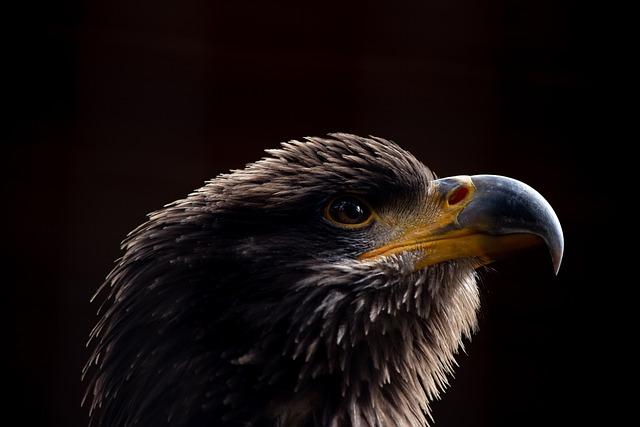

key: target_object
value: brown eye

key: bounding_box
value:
[325,196,374,228]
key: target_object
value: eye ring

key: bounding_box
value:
[324,195,375,229]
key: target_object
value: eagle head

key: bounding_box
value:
[84,134,563,426]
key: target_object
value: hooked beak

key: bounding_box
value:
[360,175,564,274]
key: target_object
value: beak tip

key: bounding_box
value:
[552,242,564,276]
[548,216,564,276]
[545,223,564,276]
[553,257,562,276]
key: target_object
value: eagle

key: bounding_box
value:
[84,134,563,426]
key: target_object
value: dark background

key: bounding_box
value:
[10,1,611,426]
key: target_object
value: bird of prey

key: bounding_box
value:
[84,134,563,427]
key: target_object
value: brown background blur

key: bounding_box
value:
[10,0,612,426]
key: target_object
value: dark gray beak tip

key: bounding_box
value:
[544,236,563,276]
[549,229,564,276]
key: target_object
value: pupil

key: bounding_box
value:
[344,202,362,220]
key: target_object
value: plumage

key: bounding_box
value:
[84,133,562,426]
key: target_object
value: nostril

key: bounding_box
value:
[448,186,469,205]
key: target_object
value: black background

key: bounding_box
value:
[10,1,612,426]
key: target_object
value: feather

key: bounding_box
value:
[85,134,480,427]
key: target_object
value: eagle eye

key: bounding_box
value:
[324,196,374,228]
